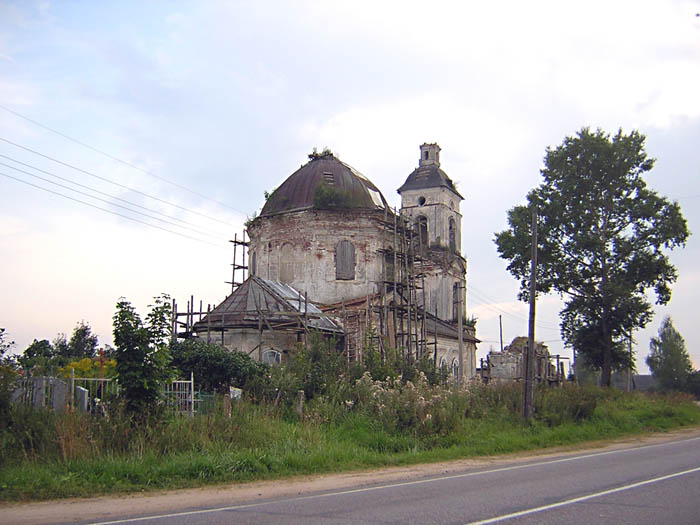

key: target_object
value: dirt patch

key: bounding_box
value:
[3,427,700,525]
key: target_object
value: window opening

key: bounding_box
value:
[449,218,456,251]
[262,350,281,365]
[415,216,428,250]
[323,172,335,185]
[335,240,355,280]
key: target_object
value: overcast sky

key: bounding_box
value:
[1,1,699,373]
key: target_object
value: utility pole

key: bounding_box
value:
[627,336,633,392]
[499,315,503,352]
[522,208,537,421]
[458,280,464,388]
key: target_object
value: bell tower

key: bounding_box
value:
[397,143,466,323]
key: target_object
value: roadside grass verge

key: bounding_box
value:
[1,388,699,501]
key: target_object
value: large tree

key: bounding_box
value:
[495,128,688,386]
[647,317,693,392]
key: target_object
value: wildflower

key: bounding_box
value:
[344,400,354,409]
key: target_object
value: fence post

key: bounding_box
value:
[70,368,75,411]
[190,371,195,417]
[296,390,304,418]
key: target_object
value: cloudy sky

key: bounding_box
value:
[1,1,699,373]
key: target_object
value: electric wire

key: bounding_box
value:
[0,162,226,241]
[467,286,560,331]
[0,154,230,238]
[0,136,239,227]
[0,171,226,247]
[0,103,248,215]
[468,284,560,329]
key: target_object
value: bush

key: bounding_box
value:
[534,384,598,426]
[170,340,269,393]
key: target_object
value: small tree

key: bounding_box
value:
[0,328,17,431]
[68,321,99,359]
[17,339,56,374]
[112,295,172,418]
[646,317,693,392]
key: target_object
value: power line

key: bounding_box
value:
[0,136,238,227]
[0,103,248,215]
[0,154,230,238]
[0,171,226,248]
[467,286,560,331]
[0,161,226,241]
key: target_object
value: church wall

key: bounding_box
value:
[400,186,462,253]
[248,209,393,305]
[434,334,477,382]
[202,328,298,362]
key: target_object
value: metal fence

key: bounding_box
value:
[11,372,200,416]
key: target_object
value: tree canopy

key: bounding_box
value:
[495,128,688,386]
[647,317,693,392]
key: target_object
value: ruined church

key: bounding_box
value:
[191,143,479,382]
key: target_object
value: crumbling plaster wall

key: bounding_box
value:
[204,328,298,362]
[248,209,393,305]
[434,334,477,381]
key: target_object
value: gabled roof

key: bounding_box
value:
[193,276,341,334]
[397,165,463,199]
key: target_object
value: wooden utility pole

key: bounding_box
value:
[499,315,504,352]
[458,281,464,388]
[522,209,538,421]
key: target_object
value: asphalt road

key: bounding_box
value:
[66,434,700,525]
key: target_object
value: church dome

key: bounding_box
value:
[260,150,389,217]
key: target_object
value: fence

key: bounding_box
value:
[10,372,200,416]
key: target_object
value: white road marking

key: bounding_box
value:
[466,465,700,524]
[87,436,700,524]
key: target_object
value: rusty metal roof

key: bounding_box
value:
[260,151,389,216]
[193,276,341,334]
[397,165,463,199]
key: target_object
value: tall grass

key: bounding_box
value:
[1,383,699,502]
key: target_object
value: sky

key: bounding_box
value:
[1,0,699,374]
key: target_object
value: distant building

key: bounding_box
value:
[480,337,566,385]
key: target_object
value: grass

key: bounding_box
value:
[1,389,699,502]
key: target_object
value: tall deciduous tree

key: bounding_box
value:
[495,128,688,386]
[647,317,693,392]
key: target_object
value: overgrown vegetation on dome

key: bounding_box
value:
[312,182,353,209]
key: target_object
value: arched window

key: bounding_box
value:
[451,359,459,378]
[415,216,428,250]
[439,357,448,371]
[335,240,355,280]
[280,243,294,282]
[449,218,456,251]
[250,251,257,276]
[262,350,281,365]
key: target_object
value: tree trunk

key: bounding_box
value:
[600,329,613,387]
